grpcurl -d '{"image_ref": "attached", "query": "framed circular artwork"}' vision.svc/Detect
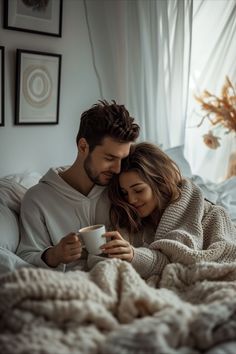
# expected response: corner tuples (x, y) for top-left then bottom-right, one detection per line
(15, 49), (62, 125)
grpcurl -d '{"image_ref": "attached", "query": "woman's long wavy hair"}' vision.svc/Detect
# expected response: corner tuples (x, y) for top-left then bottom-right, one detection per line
(108, 142), (183, 233)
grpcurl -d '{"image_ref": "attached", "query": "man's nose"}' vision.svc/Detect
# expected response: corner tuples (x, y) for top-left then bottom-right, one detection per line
(111, 160), (121, 174)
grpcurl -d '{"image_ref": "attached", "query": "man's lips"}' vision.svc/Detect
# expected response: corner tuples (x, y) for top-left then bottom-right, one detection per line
(102, 172), (113, 178)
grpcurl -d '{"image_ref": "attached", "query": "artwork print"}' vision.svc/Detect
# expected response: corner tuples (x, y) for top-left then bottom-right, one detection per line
(4, 0), (63, 37)
(15, 50), (61, 125)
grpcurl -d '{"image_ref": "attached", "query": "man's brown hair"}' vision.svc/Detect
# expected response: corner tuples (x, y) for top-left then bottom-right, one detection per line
(76, 100), (140, 151)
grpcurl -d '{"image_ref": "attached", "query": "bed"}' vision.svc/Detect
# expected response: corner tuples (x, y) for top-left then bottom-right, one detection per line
(1, 151), (236, 354)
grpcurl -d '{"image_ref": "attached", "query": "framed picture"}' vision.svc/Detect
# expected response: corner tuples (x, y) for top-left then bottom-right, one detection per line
(15, 49), (62, 125)
(0, 47), (4, 127)
(4, 0), (63, 37)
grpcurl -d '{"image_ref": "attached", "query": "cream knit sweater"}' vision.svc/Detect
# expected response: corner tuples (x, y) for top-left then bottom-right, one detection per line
(127, 179), (236, 279)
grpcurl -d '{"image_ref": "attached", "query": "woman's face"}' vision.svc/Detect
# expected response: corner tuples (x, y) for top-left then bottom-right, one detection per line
(119, 171), (158, 218)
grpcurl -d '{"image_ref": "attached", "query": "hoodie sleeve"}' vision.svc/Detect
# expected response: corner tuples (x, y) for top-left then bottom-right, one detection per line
(17, 190), (65, 271)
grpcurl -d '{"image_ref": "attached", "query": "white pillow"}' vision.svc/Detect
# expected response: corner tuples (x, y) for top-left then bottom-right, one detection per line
(0, 247), (32, 275)
(0, 178), (26, 214)
(0, 205), (20, 252)
(4, 171), (42, 189)
(165, 145), (192, 178)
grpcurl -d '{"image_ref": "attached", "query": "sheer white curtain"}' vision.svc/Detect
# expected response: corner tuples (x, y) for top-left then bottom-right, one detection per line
(86, 0), (193, 148)
(86, 0), (236, 181)
(185, 0), (236, 182)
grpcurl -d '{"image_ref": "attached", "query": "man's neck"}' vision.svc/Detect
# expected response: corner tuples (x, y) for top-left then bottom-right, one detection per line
(59, 163), (94, 196)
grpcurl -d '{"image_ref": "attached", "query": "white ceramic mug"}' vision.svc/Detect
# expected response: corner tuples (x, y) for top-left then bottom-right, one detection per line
(78, 224), (106, 255)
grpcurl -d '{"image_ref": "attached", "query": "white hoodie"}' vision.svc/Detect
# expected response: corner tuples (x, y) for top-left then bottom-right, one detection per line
(17, 167), (110, 271)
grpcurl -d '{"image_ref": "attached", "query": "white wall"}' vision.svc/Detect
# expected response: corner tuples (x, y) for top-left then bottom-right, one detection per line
(0, 0), (103, 177)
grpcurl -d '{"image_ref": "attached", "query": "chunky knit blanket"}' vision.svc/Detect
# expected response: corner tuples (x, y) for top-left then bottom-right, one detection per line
(151, 178), (236, 264)
(1, 259), (236, 354)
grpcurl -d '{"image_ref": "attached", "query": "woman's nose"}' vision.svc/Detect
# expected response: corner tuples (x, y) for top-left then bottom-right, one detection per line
(128, 194), (138, 205)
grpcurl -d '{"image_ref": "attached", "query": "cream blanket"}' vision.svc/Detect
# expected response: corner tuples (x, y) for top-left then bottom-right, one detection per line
(151, 179), (236, 265)
(1, 259), (236, 354)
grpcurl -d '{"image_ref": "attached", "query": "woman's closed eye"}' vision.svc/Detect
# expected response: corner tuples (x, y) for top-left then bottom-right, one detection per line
(134, 189), (144, 194)
(120, 189), (144, 199)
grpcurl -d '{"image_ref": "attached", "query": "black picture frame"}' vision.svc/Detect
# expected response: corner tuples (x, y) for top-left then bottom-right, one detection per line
(4, 0), (63, 37)
(15, 49), (62, 125)
(0, 46), (4, 127)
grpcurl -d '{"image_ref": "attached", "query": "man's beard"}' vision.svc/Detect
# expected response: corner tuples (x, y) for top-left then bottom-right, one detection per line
(84, 154), (110, 186)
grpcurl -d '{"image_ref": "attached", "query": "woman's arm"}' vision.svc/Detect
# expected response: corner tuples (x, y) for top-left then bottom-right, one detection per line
(101, 230), (169, 279)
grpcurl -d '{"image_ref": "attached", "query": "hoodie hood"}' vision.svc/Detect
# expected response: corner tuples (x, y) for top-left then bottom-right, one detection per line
(39, 167), (106, 202)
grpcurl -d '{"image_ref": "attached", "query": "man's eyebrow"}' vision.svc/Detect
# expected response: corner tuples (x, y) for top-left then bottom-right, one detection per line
(105, 153), (119, 158)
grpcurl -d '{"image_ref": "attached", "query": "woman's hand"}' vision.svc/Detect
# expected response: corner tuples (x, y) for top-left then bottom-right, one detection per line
(100, 231), (134, 262)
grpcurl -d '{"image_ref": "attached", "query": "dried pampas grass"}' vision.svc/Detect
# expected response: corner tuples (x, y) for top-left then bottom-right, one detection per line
(196, 76), (236, 149)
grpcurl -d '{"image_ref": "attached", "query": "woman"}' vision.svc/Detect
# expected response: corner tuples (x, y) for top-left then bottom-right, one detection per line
(100, 142), (236, 279)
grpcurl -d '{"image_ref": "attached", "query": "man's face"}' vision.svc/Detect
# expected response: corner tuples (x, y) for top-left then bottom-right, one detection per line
(84, 137), (132, 186)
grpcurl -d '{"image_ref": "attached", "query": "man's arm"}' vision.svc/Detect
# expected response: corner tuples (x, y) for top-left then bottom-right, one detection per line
(17, 194), (55, 268)
(17, 193), (82, 269)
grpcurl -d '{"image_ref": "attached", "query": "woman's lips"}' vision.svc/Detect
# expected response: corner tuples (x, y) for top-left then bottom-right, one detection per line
(135, 204), (145, 210)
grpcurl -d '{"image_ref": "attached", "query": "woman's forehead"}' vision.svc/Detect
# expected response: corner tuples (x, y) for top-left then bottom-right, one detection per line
(119, 171), (144, 187)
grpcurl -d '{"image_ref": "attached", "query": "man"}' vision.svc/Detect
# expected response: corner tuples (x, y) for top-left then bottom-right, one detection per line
(17, 100), (140, 271)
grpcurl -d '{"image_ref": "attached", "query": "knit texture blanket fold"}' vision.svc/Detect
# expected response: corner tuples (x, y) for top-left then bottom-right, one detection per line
(150, 178), (236, 264)
(1, 259), (236, 354)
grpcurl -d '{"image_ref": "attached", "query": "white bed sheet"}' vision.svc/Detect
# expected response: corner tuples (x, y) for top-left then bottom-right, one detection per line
(192, 175), (236, 223)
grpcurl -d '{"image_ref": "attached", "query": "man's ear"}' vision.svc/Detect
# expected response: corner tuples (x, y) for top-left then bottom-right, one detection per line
(78, 138), (89, 154)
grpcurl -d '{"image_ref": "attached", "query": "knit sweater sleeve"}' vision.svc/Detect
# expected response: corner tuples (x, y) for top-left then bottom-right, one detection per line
(131, 246), (169, 279)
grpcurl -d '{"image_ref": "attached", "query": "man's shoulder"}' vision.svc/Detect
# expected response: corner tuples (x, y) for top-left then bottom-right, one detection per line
(23, 167), (61, 199)
(22, 182), (48, 203)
